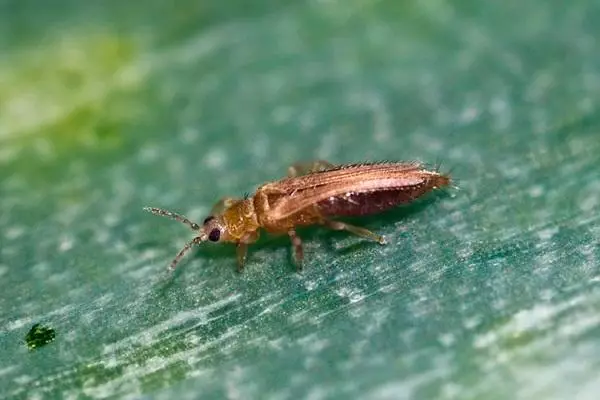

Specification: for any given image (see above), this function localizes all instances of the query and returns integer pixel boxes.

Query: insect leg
[287,229,304,270]
[323,220,387,245]
[236,242,248,273]
[168,236,204,271]
[287,160,336,177]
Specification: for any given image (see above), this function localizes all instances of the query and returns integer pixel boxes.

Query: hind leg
[324,219,387,245]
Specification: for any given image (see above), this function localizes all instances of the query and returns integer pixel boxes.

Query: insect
[145,160,451,272]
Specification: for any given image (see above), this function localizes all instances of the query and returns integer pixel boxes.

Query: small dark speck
[25,323,56,350]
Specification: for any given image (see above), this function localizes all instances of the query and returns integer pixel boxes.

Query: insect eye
[208,228,221,242]
[203,216,214,225]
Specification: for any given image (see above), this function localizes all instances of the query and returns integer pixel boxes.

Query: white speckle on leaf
[537,227,558,241]
[510,304,556,333]
[297,333,329,354]
[349,291,365,303]
[557,312,600,339]
[459,106,479,123]
[489,97,508,114]
[14,375,33,385]
[490,96,512,130]
[33,137,55,159]
[103,214,120,227]
[438,332,456,347]
[204,148,227,169]
[187,206,209,222]
[288,309,309,324]
[299,109,317,131]
[0,366,16,377]
[528,185,544,198]
[362,91,391,143]
[94,228,110,244]
[0,146,20,164]
[32,261,50,274]
[369,354,451,399]
[464,316,481,330]
[138,144,160,164]
[441,382,463,399]
[304,279,318,291]
[101,294,241,355]
[271,105,293,125]
[180,127,199,144]
[249,133,269,159]
[5,225,25,240]
[317,131,337,160]
[526,71,554,102]
[59,236,75,252]
[305,387,329,400]
[579,193,598,212]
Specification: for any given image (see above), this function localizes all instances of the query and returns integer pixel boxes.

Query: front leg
[287,160,336,177]
[288,228,304,271]
[235,230,260,273]
[168,236,204,271]
[236,242,248,273]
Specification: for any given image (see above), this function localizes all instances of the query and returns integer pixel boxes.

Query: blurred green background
[1,0,600,399]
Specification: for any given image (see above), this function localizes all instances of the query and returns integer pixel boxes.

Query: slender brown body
[145,160,451,272]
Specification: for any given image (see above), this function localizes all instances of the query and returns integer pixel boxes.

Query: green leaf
[2,0,599,398]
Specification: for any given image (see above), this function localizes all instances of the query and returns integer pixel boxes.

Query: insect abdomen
[316,174,449,217]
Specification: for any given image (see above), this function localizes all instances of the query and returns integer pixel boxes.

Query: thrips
[145,160,451,272]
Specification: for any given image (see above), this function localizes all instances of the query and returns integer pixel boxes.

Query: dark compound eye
[203,216,215,224]
[208,228,221,242]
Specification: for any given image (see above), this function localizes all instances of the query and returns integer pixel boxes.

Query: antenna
[143,207,200,231]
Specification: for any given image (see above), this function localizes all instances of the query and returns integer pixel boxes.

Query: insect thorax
[221,199,260,240]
